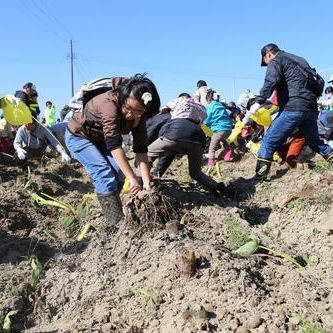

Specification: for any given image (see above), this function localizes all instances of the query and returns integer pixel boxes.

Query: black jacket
[255,51,318,112]
[146,113,171,145]
[159,118,206,146]
[14,90,30,107]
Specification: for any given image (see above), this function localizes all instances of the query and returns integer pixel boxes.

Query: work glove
[246,140,253,149]
[243,102,261,125]
[56,144,71,163]
[16,147,27,160]
[6,95,20,107]
[60,151,71,163]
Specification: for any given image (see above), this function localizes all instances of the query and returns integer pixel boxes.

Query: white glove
[7,95,20,107]
[249,102,261,114]
[61,151,71,163]
[246,140,253,149]
[243,102,261,124]
[16,147,27,160]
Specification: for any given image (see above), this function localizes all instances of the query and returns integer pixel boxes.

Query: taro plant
[30,255,43,290]
[25,180,96,237]
[1,310,18,333]
[225,218,303,269]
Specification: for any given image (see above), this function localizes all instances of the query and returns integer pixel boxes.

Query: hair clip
[142,92,152,105]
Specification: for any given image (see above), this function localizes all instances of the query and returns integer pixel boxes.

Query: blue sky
[1,0,333,118]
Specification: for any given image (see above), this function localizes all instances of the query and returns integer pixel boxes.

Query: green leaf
[3,310,18,332]
[76,204,91,220]
[233,236,260,254]
[59,216,75,229]
[30,256,43,289]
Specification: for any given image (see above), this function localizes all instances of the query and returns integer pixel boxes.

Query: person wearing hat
[14,82,36,107]
[248,43,333,180]
[28,89,41,116]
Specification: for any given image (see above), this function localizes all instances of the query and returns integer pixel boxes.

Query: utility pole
[70,39,74,97]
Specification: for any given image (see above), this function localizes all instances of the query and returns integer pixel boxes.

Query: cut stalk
[259,245,304,269]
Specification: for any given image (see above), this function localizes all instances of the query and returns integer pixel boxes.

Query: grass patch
[287,198,305,212]
[225,217,303,268]
[225,217,251,251]
[299,318,327,333]
[313,161,333,174]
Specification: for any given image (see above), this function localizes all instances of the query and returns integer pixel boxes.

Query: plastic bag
[0,95,32,125]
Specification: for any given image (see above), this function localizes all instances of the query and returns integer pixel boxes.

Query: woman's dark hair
[197,80,207,88]
[230,109,244,121]
[178,92,191,98]
[325,86,333,94]
[206,89,215,102]
[45,101,52,106]
[117,73,161,118]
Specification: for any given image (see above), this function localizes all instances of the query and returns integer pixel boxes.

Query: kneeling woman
[65,74,160,226]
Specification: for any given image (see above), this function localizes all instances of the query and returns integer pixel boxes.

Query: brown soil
[0,155,332,332]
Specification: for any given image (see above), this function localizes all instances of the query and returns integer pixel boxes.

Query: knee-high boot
[97,192,124,226]
[255,158,272,181]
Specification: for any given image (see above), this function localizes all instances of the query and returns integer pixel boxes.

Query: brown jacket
[67,77,148,153]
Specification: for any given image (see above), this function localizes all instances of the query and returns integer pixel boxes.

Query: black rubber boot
[324,151,333,163]
[210,182,226,197]
[97,192,124,226]
[254,158,272,181]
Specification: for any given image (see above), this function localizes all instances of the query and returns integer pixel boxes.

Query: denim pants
[65,129,124,194]
[259,110,333,160]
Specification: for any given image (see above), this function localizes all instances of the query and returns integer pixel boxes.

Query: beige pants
[148,137,218,190]
[208,130,231,160]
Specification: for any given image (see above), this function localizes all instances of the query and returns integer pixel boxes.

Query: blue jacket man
[251,43,333,180]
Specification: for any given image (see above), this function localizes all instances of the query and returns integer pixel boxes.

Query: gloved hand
[61,151,71,163]
[246,140,253,149]
[249,102,261,114]
[243,102,261,125]
[16,147,27,160]
[6,95,20,107]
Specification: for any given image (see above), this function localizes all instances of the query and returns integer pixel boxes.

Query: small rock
[150,319,160,328]
[288,316,300,330]
[165,220,181,234]
[235,326,249,333]
[101,323,112,332]
[245,315,263,329]
[178,293,185,300]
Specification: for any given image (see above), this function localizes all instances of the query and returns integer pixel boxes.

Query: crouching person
[13,114,71,163]
[65,74,160,226]
[148,112,226,196]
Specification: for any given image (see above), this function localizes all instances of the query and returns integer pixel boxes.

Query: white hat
[328,74,333,83]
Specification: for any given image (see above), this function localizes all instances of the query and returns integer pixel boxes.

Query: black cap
[261,43,280,66]
[23,82,37,90]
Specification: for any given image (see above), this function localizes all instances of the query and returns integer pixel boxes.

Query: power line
[38,0,73,38]
[29,0,71,39]
[19,0,66,41]
[78,55,260,81]
[76,58,92,82]
[74,62,87,85]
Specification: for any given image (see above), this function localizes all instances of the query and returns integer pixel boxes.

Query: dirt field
[0,154,332,333]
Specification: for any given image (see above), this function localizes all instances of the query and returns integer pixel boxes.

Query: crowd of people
[1,43,333,228]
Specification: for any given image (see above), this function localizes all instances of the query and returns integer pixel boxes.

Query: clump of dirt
[1,155,332,332]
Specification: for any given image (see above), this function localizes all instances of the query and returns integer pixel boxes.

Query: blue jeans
[259,110,333,160]
[65,129,124,194]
